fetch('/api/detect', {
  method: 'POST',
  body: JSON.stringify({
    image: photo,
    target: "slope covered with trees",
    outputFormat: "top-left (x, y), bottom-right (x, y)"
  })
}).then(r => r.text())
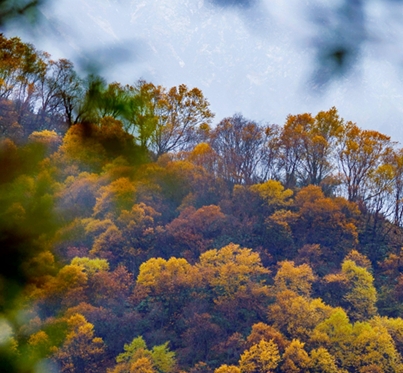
top-left (2, 35), bottom-right (403, 373)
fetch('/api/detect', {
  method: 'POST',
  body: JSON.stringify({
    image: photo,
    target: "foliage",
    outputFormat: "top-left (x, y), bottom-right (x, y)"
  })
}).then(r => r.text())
top-left (2, 33), bottom-right (403, 373)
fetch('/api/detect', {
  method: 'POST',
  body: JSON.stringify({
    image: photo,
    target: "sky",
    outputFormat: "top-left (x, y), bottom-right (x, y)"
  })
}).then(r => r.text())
top-left (6, 0), bottom-right (403, 143)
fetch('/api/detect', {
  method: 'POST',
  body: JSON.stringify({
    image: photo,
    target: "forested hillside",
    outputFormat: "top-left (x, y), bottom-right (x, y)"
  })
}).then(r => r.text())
top-left (3, 34), bottom-right (403, 373)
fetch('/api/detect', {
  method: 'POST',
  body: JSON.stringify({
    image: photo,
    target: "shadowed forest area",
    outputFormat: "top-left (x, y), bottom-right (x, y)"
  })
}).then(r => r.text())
top-left (4, 35), bottom-right (403, 373)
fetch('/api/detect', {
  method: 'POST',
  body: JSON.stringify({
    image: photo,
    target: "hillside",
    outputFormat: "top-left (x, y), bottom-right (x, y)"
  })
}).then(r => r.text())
top-left (1, 35), bottom-right (403, 373)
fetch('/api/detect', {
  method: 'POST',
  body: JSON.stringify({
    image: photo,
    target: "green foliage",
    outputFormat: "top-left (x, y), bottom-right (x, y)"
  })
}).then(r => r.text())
top-left (341, 259), bottom-right (378, 321)
top-left (116, 336), bottom-right (148, 363)
top-left (70, 257), bottom-right (109, 276)
top-left (113, 336), bottom-right (175, 373)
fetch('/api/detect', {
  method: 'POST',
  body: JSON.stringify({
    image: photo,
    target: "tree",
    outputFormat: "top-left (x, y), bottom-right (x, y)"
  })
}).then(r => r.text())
top-left (280, 339), bottom-right (311, 373)
top-left (388, 148), bottom-right (403, 226)
top-left (165, 205), bottom-right (226, 258)
top-left (109, 336), bottom-right (175, 373)
top-left (0, 35), bottom-right (41, 99)
top-left (34, 55), bottom-right (73, 128)
top-left (260, 123), bottom-right (281, 181)
top-left (291, 185), bottom-right (359, 267)
top-left (341, 259), bottom-right (377, 321)
top-left (50, 59), bottom-right (85, 126)
top-left (309, 348), bottom-right (339, 373)
top-left (210, 114), bottom-right (266, 185)
top-left (239, 339), bottom-right (281, 373)
top-left (197, 243), bottom-right (270, 301)
top-left (246, 323), bottom-right (289, 352)
top-left (268, 290), bottom-right (335, 341)
top-left (122, 80), bottom-right (159, 151)
top-left (273, 261), bottom-right (316, 297)
top-left (93, 177), bottom-right (136, 218)
top-left (300, 107), bottom-right (344, 187)
top-left (52, 313), bottom-right (105, 373)
top-left (135, 257), bottom-right (200, 297)
top-left (151, 83), bottom-right (214, 156)
top-left (277, 113), bottom-right (310, 189)
top-left (312, 309), bottom-right (403, 372)
top-left (250, 179), bottom-right (293, 210)
top-left (336, 122), bottom-right (392, 203)
top-left (0, 34), bottom-right (44, 126)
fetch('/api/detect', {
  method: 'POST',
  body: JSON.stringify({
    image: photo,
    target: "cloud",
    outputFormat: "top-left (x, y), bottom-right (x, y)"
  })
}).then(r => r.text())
top-left (207, 0), bottom-right (258, 8)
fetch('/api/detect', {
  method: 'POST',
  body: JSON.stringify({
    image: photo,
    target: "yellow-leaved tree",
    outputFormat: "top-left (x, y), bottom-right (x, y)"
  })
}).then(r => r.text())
top-left (239, 339), bottom-right (281, 373)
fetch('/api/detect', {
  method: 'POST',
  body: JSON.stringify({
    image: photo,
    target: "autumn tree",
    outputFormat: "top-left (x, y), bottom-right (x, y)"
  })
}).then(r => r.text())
top-left (309, 348), bottom-right (339, 373)
top-left (34, 55), bottom-right (75, 128)
top-left (151, 83), bottom-right (214, 156)
top-left (198, 243), bottom-right (270, 301)
top-left (260, 123), bottom-right (281, 181)
top-left (291, 185), bottom-right (359, 267)
top-left (336, 121), bottom-right (392, 203)
top-left (133, 256), bottom-right (202, 333)
top-left (135, 257), bottom-right (200, 298)
top-left (165, 205), bottom-right (226, 259)
top-left (273, 261), bottom-right (316, 297)
top-left (387, 148), bottom-right (403, 226)
top-left (341, 259), bottom-right (377, 321)
top-left (209, 114), bottom-right (268, 185)
top-left (53, 59), bottom-right (85, 126)
top-left (280, 339), bottom-right (311, 373)
top-left (312, 309), bottom-right (403, 372)
top-left (239, 339), bottom-right (281, 373)
top-left (246, 323), bottom-right (289, 352)
top-left (52, 313), bottom-right (105, 373)
top-left (298, 107), bottom-right (344, 187)
top-left (197, 243), bottom-right (271, 328)
top-left (0, 34), bottom-right (43, 122)
top-left (268, 290), bottom-right (335, 341)
top-left (214, 365), bottom-right (241, 373)
top-left (277, 113), bottom-right (310, 188)
top-left (109, 336), bottom-right (175, 373)
top-left (93, 177), bottom-right (136, 218)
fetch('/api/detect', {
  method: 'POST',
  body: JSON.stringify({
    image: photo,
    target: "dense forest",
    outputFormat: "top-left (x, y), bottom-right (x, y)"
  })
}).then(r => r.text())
top-left (3, 34), bottom-right (403, 373)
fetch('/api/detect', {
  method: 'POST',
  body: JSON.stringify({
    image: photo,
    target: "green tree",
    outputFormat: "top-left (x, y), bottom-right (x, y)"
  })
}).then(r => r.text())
top-left (341, 259), bottom-right (377, 321)
top-left (110, 336), bottom-right (175, 373)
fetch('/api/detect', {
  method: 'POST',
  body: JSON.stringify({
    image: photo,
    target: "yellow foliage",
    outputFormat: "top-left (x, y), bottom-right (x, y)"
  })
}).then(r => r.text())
top-left (344, 250), bottom-right (372, 270)
top-left (239, 339), bottom-right (281, 373)
top-left (198, 243), bottom-right (270, 299)
top-left (215, 365), bottom-right (241, 373)
top-left (28, 130), bottom-right (62, 152)
top-left (136, 257), bottom-right (200, 295)
top-left (28, 330), bottom-right (49, 346)
top-left (56, 264), bottom-right (88, 293)
top-left (268, 291), bottom-right (336, 341)
top-left (274, 261), bottom-right (316, 297)
top-left (370, 316), bottom-right (403, 352)
top-left (250, 180), bottom-right (293, 207)
top-left (309, 348), bottom-right (339, 373)
top-left (312, 309), bottom-right (403, 372)
top-left (246, 322), bottom-right (289, 352)
top-left (130, 357), bottom-right (156, 373)
top-left (281, 339), bottom-right (311, 373)
top-left (93, 177), bottom-right (136, 218)
top-left (341, 259), bottom-right (377, 321)
top-left (71, 257), bottom-right (110, 276)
